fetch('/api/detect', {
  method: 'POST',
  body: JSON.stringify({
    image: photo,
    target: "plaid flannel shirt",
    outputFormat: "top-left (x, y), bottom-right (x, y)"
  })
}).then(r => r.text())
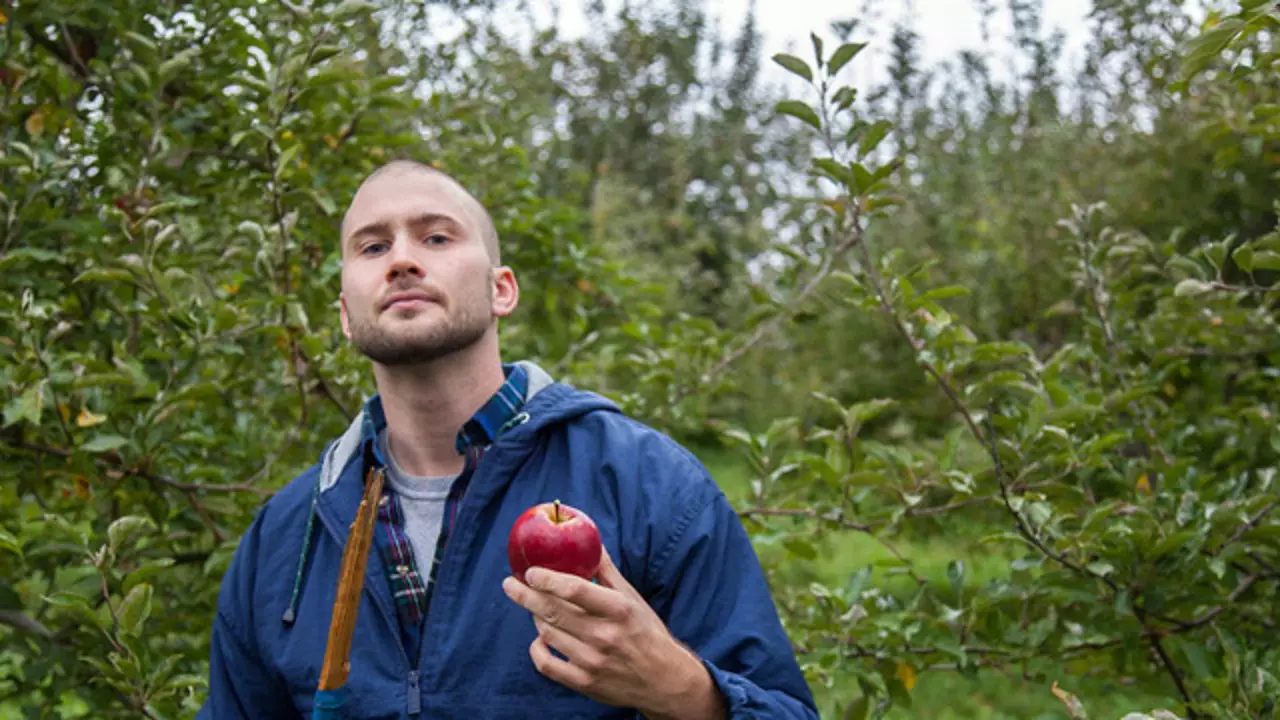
top-left (372, 363), bottom-right (529, 659)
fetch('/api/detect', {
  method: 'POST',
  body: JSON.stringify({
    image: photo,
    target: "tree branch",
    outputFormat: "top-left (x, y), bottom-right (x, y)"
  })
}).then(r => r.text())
top-left (0, 609), bottom-right (53, 638)
top-left (737, 506), bottom-right (926, 586)
top-left (3, 439), bottom-right (277, 497)
top-left (855, 236), bottom-right (988, 447)
top-left (984, 413), bottom-right (1121, 594)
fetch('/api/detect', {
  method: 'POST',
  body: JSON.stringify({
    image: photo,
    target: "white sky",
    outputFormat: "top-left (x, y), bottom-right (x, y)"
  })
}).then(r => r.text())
top-left (541, 0), bottom-right (1099, 91)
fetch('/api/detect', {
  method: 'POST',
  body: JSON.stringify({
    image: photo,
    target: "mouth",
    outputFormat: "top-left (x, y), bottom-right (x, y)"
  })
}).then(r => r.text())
top-left (381, 291), bottom-right (439, 312)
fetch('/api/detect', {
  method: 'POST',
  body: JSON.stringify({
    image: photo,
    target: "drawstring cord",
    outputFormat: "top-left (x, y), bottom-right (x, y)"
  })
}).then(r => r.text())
top-left (282, 477), bottom-right (320, 625)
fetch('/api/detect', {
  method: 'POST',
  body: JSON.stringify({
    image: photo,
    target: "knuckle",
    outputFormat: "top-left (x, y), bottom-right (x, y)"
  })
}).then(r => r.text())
top-left (615, 602), bottom-right (635, 622)
top-left (595, 626), bottom-right (620, 652)
top-left (582, 653), bottom-right (606, 674)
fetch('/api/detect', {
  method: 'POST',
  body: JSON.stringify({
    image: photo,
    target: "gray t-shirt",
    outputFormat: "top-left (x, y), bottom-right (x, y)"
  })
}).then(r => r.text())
top-left (379, 431), bottom-right (455, 577)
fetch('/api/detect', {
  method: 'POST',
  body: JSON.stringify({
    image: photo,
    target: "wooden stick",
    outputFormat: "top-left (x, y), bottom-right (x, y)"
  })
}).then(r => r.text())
top-left (318, 467), bottom-right (385, 690)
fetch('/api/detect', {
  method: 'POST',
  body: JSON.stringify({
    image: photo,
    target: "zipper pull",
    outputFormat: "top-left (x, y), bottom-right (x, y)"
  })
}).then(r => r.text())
top-left (407, 670), bottom-right (421, 715)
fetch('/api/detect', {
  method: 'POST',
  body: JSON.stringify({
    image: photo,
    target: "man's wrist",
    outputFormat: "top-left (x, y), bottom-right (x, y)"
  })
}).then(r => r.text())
top-left (642, 643), bottom-right (728, 720)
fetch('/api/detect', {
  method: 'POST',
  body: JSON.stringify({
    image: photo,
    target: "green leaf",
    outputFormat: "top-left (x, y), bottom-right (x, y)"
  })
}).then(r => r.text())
top-left (827, 42), bottom-right (868, 75)
top-left (916, 285), bottom-right (971, 304)
top-left (310, 45), bottom-right (343, 64)
top-left (858, 120), bottom-right (893, 156)
top-left (1180, 18), bottom-right (1246, 79)
top-left (157, 48), bottom-right (199, 85)
top-left (0, 529), bottom-right (22, 557)
top-left (784, 537), bottom-right (819, 560)
top-left (843, 694), bottom-right (870, 720)
top-left (771, 53), bottom-right (813, 83)
top-left (1148, 529), bottom-right (1200, 560)
top-left (108, 515), bottom-right (154, 553)
top-left (3, 381), bottom-right (45, 428)
top-left (331, 0), bottom-right (379, 20)
top-left (276, 144), bottom-right (302, 177)
top-left (1174, 279), bottom-right (1213, 297)
top-left (775, 100), bottom-right (822, 130)
top-left (73, 267), bottom-right (136, 285)
top-left (82, 434), bottom-right (129, 453)
top-left (1249, 250), bottom-right (1280, 270)
top-left (1233, 244), bottom-right (1255, 271)
top-left (116, 583), bottom-right (153, 638)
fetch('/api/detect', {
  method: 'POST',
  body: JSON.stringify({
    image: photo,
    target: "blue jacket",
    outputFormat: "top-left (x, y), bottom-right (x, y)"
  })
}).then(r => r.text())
top-left (198, 361), bottom-right (818, 718)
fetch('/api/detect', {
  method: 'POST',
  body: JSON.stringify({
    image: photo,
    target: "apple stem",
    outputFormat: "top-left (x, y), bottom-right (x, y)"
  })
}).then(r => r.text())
top-left (553, 499), bottom-right (561, 523)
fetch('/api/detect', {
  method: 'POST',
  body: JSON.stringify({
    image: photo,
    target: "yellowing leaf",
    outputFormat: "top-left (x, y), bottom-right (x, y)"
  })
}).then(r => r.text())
top-left (25, 110), bottom-right (45, 137)
top-left (1163, 383), bottom-right (1177, 397)
top-left (1051, 681), bottom-right (1088, 719)
top-left (895, 662), bottom-right (916, 690)
top-left (76, 407), bottom-right (106, 427)
top-left (1136, 474), bottom-right (1152, 494)
top-left (0, 10), bottom-right (8, 24)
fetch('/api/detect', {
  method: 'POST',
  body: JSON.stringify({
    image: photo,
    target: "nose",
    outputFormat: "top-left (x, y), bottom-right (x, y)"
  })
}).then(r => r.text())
top-left (384, 236), bottom-right (424, 281)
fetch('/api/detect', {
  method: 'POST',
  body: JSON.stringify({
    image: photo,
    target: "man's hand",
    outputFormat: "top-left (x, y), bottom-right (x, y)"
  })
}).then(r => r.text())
top-left (501, 547), bottom-right (727, 720)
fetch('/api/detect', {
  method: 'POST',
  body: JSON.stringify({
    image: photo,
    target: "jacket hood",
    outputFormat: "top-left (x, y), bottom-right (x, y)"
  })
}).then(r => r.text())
top-left (316, 359), bottom-right (617, 495)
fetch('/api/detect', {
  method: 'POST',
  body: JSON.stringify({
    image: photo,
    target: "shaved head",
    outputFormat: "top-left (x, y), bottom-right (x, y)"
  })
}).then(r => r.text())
top-left (342, 159), bottom-right (501, 265)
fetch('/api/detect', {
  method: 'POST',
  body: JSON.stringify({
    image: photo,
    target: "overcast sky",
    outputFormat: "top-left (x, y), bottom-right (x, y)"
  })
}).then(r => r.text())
top-left (542, 0), bottom-right (1099, 90)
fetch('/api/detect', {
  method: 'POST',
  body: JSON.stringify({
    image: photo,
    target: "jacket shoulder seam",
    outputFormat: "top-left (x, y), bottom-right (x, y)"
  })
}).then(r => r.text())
top-left (647, 449), bottom-right (720, 579)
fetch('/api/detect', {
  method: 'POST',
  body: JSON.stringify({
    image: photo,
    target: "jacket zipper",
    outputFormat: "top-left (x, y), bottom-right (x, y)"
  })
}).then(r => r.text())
top-left (407, 670), bottom-right (421, 715)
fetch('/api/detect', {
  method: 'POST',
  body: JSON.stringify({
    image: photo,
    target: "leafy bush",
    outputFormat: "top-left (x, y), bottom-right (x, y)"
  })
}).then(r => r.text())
top-left (1, 0), bottom-right (1276, 718)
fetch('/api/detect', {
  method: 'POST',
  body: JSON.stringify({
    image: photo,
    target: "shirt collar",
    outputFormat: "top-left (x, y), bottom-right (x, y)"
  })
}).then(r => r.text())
top-left (359, 362), bottom-right (530, 467)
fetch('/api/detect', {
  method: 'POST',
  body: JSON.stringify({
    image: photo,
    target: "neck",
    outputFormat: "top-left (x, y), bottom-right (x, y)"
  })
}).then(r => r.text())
top-left (372, 337), bottom-right (506, 477)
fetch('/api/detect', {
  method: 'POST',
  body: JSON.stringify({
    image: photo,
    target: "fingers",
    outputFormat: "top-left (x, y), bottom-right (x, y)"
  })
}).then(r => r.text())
top-left (516, 565), bottom-right (623, 618)
top-left (533, 616), bottom-right (606, 671)
top-left (503, 576), bottom-right (591, 633)
top-left (529, 635), bottom-right (594, 690)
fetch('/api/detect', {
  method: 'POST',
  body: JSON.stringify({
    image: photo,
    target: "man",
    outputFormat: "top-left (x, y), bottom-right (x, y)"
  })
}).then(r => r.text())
top-left (198, 159), bottom-right (819, 719)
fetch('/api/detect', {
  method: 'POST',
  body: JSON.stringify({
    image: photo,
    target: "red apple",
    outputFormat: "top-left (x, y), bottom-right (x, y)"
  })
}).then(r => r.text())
top-left (507, 499), bottom-right (602, 584)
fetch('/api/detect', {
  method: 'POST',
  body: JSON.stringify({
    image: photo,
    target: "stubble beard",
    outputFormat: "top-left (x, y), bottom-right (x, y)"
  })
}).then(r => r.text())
top-left (348, 290), bottom-right (492, 367)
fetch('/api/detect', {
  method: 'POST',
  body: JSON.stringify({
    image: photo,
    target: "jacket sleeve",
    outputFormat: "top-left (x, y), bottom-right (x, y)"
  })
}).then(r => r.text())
top-left (645, 453), bottom-right (820, 719)
top-left (196, 510), bottom-right (299, 719)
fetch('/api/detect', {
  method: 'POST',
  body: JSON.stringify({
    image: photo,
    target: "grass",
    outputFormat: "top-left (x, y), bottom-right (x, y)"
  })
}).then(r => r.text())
top-left (693, 443), bottom-right (1181, 720)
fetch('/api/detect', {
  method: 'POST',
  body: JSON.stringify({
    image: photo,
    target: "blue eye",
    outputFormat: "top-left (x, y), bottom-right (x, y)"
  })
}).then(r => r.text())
top-left (425, 234), bottom-right (449, 245)
top-left (361, 243), bottom-right (387, 255)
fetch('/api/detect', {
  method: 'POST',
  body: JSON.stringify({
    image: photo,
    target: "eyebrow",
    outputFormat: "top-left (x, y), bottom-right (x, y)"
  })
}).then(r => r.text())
top-left (346, 212), bottom-right (467, 248)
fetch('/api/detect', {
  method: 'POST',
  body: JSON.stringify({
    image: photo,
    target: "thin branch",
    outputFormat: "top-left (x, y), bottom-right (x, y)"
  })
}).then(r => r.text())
top-left (856, 237), bottom-right (988, 447)
top-left (1219, 498), bottom-right (1278, 553)
top-left (3, 439), bottom-right (277, 497)
top-left (1156, 571), bottom-right (1266, 632)
top-left (984, 413), bottom-right (1120, 594)
top-left (737, 506), bottom-right (872, 532)
top-left (0, 610), bottom-right (53, 638)
top-left (1208, 281), bottom-right (1277, 294)
top-left (904, 479), bottom-right (1064, 518)
top-left (1160, 344), bottom-right (1280, 358)
top-left (737, 506), bottom-right (926, 586)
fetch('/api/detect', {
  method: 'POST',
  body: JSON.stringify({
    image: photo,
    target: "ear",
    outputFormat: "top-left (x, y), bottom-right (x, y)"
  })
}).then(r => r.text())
top-left (491, 266), bottom-right (519, 318)
top-left (339, 293), bottom-right (352, 339)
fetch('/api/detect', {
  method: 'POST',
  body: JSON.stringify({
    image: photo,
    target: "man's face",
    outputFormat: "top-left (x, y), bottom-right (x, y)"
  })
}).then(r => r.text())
top-left (338, 168), bottom-right (514, 366)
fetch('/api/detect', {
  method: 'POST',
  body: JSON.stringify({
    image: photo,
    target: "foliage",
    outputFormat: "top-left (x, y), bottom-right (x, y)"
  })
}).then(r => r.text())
top-left (1, 0), bottom-right (1277, 718)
